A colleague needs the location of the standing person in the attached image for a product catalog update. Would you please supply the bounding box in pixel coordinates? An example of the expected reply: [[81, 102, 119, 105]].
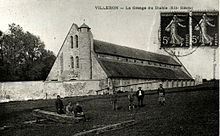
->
[[136, 87, 144, 107], [55, 95, 64, 114], [111, 88, 118, 111], [158, 84, 165, 105], [128, 88, 135, 110]]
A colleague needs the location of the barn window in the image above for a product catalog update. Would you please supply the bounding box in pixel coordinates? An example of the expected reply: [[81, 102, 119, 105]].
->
[[70, 36, 73, 48], [75, 35, 78, 48], [70, 56, 74, 68], [76, 56, 79, 68]]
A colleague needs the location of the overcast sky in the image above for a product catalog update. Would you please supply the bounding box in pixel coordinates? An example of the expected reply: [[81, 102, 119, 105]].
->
[[0, 0, 218, 53], [0, 0, 219, 79]]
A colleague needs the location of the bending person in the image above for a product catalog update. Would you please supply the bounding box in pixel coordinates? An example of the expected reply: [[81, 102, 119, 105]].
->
[[74, 102, 85, 118]]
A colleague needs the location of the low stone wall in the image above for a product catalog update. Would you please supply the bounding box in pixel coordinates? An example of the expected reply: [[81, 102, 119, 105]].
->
[[0, 80, 101, 102], [97, 79, 196, 95], [114, 80, 195, 92], [0, 79, 196, 102]]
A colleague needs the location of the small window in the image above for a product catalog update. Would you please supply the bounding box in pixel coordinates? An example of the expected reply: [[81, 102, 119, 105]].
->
[[134, 59, 136, 63], [60, 53, 63, 73], [126, 58, 128, 62], [75, 35, 78, 48], [148, 62, 151, 65], [76, 56, 79, 68], [117, 57, 120, 60], [141, 61, 143, 64], [70, 56, 74, 68], [70, 36, 73, 48]]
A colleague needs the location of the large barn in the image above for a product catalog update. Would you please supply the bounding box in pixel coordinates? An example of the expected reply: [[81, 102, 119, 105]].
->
[[46, 23, 194, 93]]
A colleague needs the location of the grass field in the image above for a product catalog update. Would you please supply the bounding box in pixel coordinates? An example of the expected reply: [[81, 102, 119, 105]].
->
[[0, 82, 219, 136]]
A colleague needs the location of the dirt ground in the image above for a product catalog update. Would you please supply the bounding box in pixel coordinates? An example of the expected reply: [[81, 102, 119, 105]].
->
[[0, 82, 218, 136]]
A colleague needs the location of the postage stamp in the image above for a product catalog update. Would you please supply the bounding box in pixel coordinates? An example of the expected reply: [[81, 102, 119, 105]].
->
[[160, 12, 189, 48], [192, 11, 219, 46]]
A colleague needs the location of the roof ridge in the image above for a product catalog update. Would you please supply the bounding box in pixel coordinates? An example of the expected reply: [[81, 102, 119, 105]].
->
[[98, 57, 177, 70], [93, 39, 180, 66], [93, 39, 171, 58]]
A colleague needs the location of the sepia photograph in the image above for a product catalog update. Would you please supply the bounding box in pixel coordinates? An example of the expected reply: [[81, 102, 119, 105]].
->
[[0, 0, 219, 136]]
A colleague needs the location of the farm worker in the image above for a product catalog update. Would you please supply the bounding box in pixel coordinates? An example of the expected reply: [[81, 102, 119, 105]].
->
[[136, 87, 144, 107], [111, 87, 118, 111], [158, 84, 165, 105], [55, 95, 65, 114], [128, 88, 135, 110], [66, 102, 74, 116], [74, 102, 85, 118]]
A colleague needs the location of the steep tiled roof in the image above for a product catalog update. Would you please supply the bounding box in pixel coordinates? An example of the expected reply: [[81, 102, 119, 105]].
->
[[98, 59, 192, 80], [93, 40, 180, 66]]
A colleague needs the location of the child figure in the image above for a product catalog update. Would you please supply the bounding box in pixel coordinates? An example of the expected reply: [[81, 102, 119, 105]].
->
[[74, 102, 85, 118], [66, 102, 74, 116], [111, 88, 118, 111], [158, 84, 165, 105], [128, 88, 135, 110]]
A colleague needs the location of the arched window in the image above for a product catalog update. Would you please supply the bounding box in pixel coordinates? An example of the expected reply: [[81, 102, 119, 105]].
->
[[70, 56, 74, 68], [75, 35, 78, 48], [76, 56, 79, 68], [70, 36, 73, 48]]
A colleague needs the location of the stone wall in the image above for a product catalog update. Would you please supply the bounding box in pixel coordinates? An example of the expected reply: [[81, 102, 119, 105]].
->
[[78, 26, 93, 80], [103, 78, 196, 93], [91, 52, 108, 80], [97, 78, 196, 95], [0, 80, 101, 102], [46, 23, 80, 81], [0, 79, 196, 102]]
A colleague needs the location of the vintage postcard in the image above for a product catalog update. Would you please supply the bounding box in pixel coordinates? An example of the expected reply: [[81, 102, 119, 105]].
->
[[0, 0, 219, 136]]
